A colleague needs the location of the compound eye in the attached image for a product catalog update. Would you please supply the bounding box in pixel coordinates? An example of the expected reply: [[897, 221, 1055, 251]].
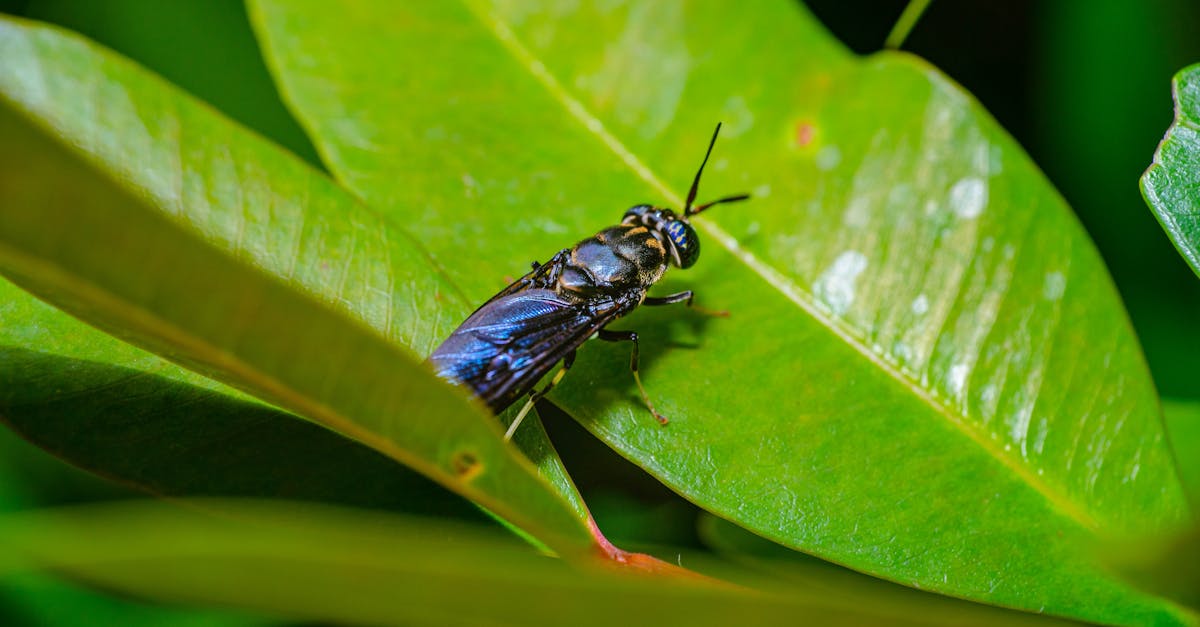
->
[[664, 220, 700, 268], [622, 204, 654, 224]]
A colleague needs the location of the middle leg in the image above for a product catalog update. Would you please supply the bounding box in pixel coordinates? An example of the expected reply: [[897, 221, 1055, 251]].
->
[[598, 329, 668, 425]]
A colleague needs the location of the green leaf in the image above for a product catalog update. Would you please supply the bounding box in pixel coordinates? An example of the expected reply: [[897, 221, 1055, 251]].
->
[[0, 335, 480, 519], [1164, 400, 1200, 505], [249, 1, 1190, 623], [0, 500, 1078, 627], [1143, 63, 1200, 279], [696, 513, 1049, 626], [0, 16, 592, 554], [0, 572, 267, 627]]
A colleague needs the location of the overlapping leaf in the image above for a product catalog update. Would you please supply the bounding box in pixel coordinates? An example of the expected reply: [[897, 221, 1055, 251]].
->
[[250, 1, 1190, 624], [0, 16, 590, 554]]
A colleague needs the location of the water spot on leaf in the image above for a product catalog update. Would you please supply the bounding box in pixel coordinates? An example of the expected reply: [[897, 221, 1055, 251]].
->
[[1009, 406, 1033, 457], [949, 177, 987, 219], [947, 362, 968, 397], [1043, 271, 1066, 300], [813, 250, 867, 315], [910, 294, 929, 316], [981, 383, 998, 406]]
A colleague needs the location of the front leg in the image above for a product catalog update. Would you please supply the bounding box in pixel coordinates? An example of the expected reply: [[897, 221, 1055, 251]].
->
[[644, 290, 693, 306], [644, 290, 728, 317]]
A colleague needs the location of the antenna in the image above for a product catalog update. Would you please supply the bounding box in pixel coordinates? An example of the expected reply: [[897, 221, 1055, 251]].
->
[[684, 123, 750, 217]]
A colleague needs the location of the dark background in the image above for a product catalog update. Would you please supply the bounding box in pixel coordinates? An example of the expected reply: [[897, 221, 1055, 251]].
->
[[1, 0, 1198, 548]]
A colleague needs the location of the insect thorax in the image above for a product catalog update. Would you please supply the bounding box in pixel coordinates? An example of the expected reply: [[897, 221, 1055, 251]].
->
[[559, 225, 667, 294]]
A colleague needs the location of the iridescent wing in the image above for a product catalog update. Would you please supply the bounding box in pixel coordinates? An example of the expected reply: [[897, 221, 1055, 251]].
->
[[428, 287, 637, 413]]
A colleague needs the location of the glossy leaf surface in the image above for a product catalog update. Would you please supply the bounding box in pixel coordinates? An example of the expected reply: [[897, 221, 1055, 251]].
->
[[250, 1, 1189, 623], [0, 500, 1077, 627], [1142, 63, 1200, 279], [0, 17, 591, 553]]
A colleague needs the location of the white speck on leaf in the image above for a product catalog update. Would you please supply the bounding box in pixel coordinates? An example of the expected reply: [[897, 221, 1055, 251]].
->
[[947, 362, 969, 396], [1043, 271, 1066, 300], [949, 177, 987, 219], [814, 250, 868, 315], [981, 383, 998, 405], [911, 294, 929, 316]]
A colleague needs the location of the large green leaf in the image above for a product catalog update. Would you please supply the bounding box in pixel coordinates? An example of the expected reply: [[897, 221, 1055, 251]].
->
[[0, 17, 592, 555], [250, 0, 1190, 623], [0, 499, 1076, 627], [1142, 63, 1200, 279]]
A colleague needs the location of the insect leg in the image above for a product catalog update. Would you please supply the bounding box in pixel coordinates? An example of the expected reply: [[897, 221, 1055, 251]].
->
[[597, 329, 668, 425], [644, 291, 728, 317], [504, 350, 577, 441], [644, 290, 693, 306]]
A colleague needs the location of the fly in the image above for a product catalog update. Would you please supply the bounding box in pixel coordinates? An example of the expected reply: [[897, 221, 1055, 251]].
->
[[428, 124, 748, 440]]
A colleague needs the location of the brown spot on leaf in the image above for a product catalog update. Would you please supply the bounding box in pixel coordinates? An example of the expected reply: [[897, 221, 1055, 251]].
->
[[451, 450, 483, 481]]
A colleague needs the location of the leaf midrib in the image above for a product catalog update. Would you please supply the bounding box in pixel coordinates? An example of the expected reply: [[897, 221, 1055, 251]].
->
[[461, 0, 1102, 533]]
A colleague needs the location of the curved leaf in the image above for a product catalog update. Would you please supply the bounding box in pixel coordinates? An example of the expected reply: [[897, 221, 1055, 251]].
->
[[0, 345, 480, 519], [0, 17, 592, 554], [1142, 63, 1200, 279], [249, 1, 1190, 623], [0, 500, 1077, 627]]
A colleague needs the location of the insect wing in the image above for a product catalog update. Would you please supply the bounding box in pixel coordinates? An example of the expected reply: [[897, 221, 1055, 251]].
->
[[429, 288, 631, 412]]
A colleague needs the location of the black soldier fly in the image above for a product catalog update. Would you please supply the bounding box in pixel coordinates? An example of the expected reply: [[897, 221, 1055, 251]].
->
[[429, 123, 748, 440]]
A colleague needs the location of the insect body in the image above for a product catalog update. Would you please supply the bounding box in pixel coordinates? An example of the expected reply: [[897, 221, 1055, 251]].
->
[[429, 124, 748, 439]]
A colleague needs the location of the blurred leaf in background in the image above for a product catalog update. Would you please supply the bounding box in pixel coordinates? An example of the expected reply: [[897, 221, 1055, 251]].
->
[[10, 0, 321, 166], [1031, 0, 1200, 397]]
